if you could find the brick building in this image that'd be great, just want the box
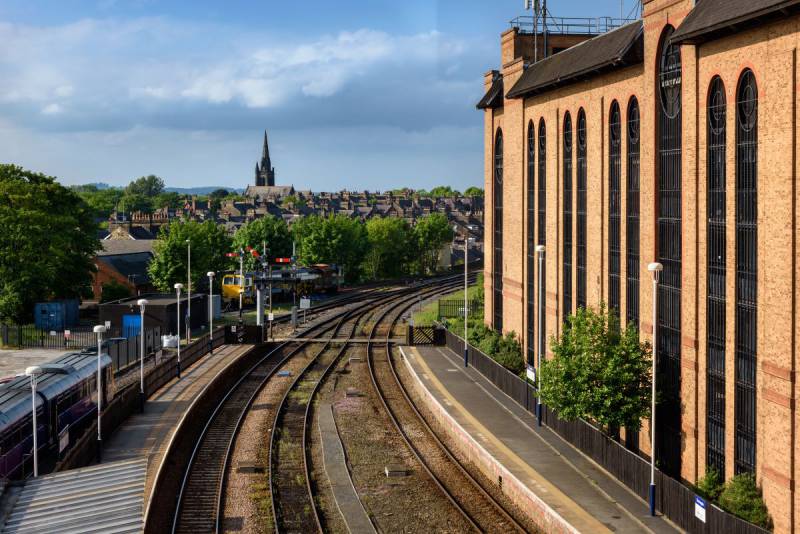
[480,1,800,530]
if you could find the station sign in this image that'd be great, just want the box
[694,495,706,523]
[300,298,311,310]
[275,257,292,263]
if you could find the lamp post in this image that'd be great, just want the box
[647,261,663,517]
[174,283,184,378]
[536,244,546,427]
[186,239,191,343]
[138,298,149,412]
[93,325,107,460]
[24,366,43,477]
[207,271,215,354]
[453,225,470,368]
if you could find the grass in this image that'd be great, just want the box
[411,281,481,327]
[249,480,274,531]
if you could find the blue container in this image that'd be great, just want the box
[122,314,142,339]
[34,300,79,331]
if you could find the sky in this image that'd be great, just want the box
[0,0,639,192]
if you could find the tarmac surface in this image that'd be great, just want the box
[402,345,680,534]
[0,349,71,378]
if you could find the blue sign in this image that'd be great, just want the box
[694,495,706,523]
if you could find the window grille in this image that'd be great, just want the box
[563,113,573,322]
[626,97,640,329]
[656,27,683,477]
[707,76,727,475]
[735,70,758,475]
[494,130,504,332]
[538,119,547,360]
[527,122,536,367]
[577,110,588,309]
[609,102,621,314]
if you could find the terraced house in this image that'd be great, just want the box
[480,1,800,530]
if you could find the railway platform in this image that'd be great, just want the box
[401,345,680,534]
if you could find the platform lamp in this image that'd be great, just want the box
[24,366,43,477]
[137,298,149,412]
[174,283,184,379]
[207,271,215,354]
[647,261,663,517]
[93,324,107,461]
[453,225,470,368]
[186,238,191,343]
[535,244,545,427]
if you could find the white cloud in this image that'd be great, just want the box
[41,103,63,115]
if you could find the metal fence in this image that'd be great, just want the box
[0,324,133,350]
[441,328,770,534]
[437,298,482,320]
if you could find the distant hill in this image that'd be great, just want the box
[165,186,244,195]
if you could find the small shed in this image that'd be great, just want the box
[34,300,79,331]
[99,293,209,337]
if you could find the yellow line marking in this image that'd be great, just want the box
[408,346,611,533]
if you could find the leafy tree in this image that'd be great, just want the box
[118,192,154,214]
[281,195,298,207]
[154,191,183,209]
[74,186,124,219]
[0,165,100,323]
[413,213,453,275]
[209,188,230,199]
[464,186,484,197]
[148,220,232,292]
[362,217,413,279]
[428,185,460,197]
[718,474,772,530]
[232,216,293,272]
[540,305,651,432]
[125,174,165,197]
[100,280,132,303]
[293,215,368,282]
[695,468,724,501]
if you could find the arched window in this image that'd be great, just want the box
[608,102,621,314]
[563,113,573,322]
[707,76,727,476]
[538,119,547,361]
[656,26,683,477]
[576,109,587,309]
[527,122,536,367]
[626,98,641,328]
[735,70,758,475]
[493,129,504,331]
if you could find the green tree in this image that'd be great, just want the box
[413,213,453,275]
[362,217,413,279]
[209,188,230,199]
[718,474,772,530]
[148,220,232,292]
[232,216,293,272]
[464,186,484,197]
[293,215,368,282]
[125,174,165,197]
[428,185,460,197]
[118,192,154,214]
[73,186,124,219]
[100,280,132,303]
[541,305,652,432]
[154,191,183,209]
[0,165,101,323]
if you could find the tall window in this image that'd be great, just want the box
[538,119,547,361]
[657,26,683,476]
[626,98,641,328]
[609,102,622,314]
[493,130,504,332]
[735,70,758,475]
[707,76,727,476]
[563,113,573,322]
[527,122,536,367]
[576,109,587,309]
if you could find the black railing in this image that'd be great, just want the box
[437,298,482,320]
[510,15,635,35]
[440,328,770,534]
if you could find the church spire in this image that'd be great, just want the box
[255,130,276,187]
[261,130,270,164]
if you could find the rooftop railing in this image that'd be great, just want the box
[510,15,636,36]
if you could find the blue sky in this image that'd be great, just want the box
[0,1,638,191]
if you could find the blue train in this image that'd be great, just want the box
[0,351,115,479]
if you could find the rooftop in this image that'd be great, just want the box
[509,15,635,36]
[672,0,800,44]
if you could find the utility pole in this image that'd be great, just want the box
[186,239,191,343]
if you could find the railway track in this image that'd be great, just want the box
[366,278,529,533]
[164,274,466,533]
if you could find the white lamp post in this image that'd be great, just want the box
[536,244,546,427]
[647,261,663,517]
[138,298,149,412]
[186,239,191,343]
[174,283,184,378]
[24,366,43,477]
[207,272,215,354]
[93,325,107,460]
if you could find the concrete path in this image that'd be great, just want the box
[403,345,679,534]
[102,343,254,506]
[319,403,376,534]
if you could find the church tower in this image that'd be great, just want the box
[255,130,276,186]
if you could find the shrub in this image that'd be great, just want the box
[718,474,772,530]
[540,305,651,432]
[695,468,724,501]
[100,280,132,303]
